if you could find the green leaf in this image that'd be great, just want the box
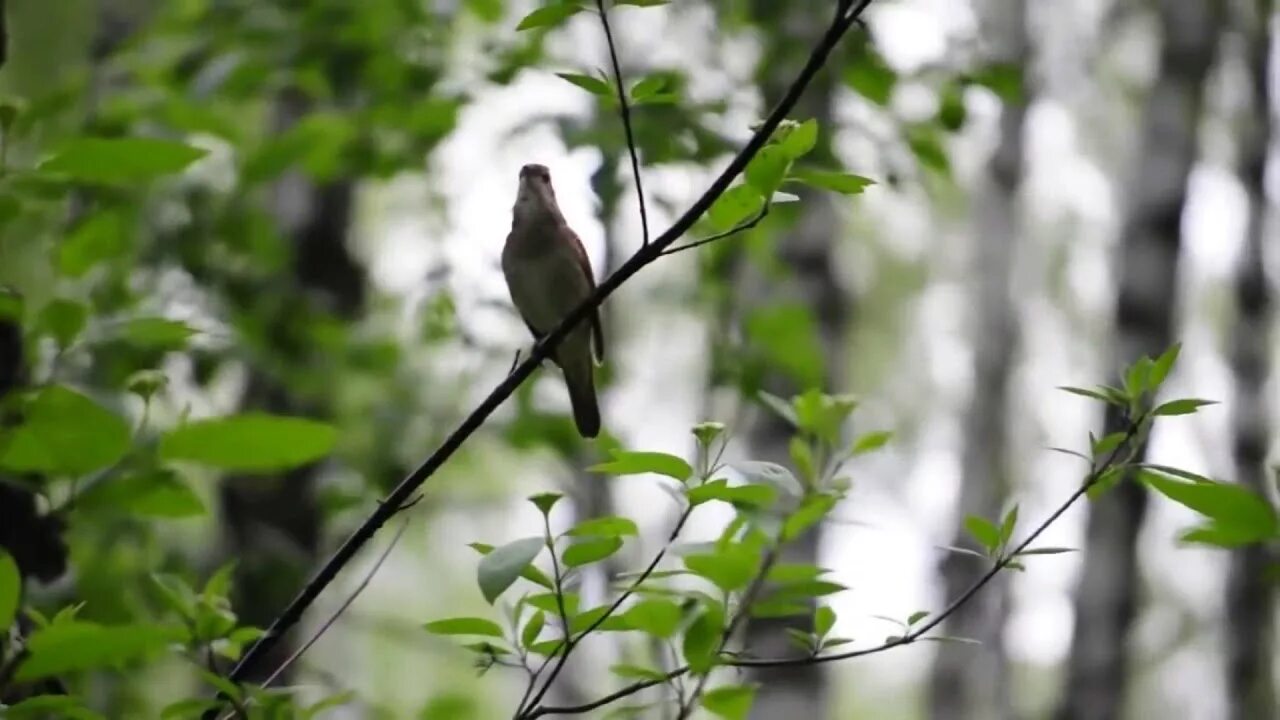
[1124,357,1154,398]
[685,546,758,592]
[937,82,967,130]
[477,537,545,604]
[37,299,87,349]
[0,550,19,632]
[161,699,222,719]
[516,4,584,31]
[610,664,669,682]
[706,184,765,232]
[701,684,757,720]
[906,126,950,175]
[789,169,875,195]
[556,72,612,97]
[969,62,1023,102]
[1016,547,1077,556]
[851,430,893,456]
[686,479,776,509]
[40,137,207,185]
[622,598,683,639]
[783,494,837,541]
[963,515,1000,553]
[745,146,789,195]
[1141,473,1277,546]
[117,318,199,350]
[1091,431,1128,458]
[159,413,338,472]
[2,695,104,720]
[424,617,505,638]
[758,392,798,427]
[999,505,1018,545]
[778,119,819,159]
[77,469,206,519]
[567,516,638,538]
[529,492,563,516]
[521,611,546,647]
[562,536,624,567]
[1149,343,1181,390]
[591,449,693,482]
[469,543,554,590]
[844,49,897,105]
[630,75,668,101]
[1153,399,1217,416]
[16,622,182,681]
[681,604,723,673]
[813,605,836,639]
[0,385,131,475]
[59,210,131,277]
[907,610,930,626]
[525,590,579,615]
[1058,386,1119,404]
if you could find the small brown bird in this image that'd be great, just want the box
[503,163,605,438]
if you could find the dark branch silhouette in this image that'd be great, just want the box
[222,0,875,692]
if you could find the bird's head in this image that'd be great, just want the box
[514,163,560,221]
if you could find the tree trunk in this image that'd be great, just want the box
[1055,3,1221,719]
[740,1,847,716]
[928,2,1029,719]
[1223,1,1275,717]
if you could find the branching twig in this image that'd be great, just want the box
[539,418,1144,716]
[518,506,696,718]
[222,0,873,689]
[675,546,781,719]
[594,0,650,246]
[659,204,771,257]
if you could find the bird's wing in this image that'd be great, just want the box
[562,225,605,363]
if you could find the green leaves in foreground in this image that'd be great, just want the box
[16,621,183,681]
[39,137,207,185]
[0,385,131,475]
[1140,467,1278,547]
[0,550,19,632]
[159,413,339,472]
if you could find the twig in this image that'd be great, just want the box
[658,204,771,257]
[675,547,781,719]
[518,506,696,718]
[539,418,1143,716]
[594,0,650,246]
[260,514,413,688]
[213,513,415,720]
[221,0,873,689]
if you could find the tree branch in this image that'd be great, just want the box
[222,0,875,688]
[595,0,650,246]
[518,506,695,718]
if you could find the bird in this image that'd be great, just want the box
[502,163,605,438]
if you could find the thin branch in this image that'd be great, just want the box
[519,506,696,718]
[260,513,413,688]
[658,204,771,257]
[531,669,688,718]
[222,0,873,688]
[594,0,650,246]
[538,418,1144,716]
[676,547,781,719]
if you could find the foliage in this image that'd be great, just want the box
[0,0,1263,718]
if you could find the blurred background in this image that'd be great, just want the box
[0,0,1276,718]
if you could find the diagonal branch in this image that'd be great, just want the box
[222,0,875,688]
[594,0,650,246]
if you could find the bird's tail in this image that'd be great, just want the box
[562,352,600,439]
